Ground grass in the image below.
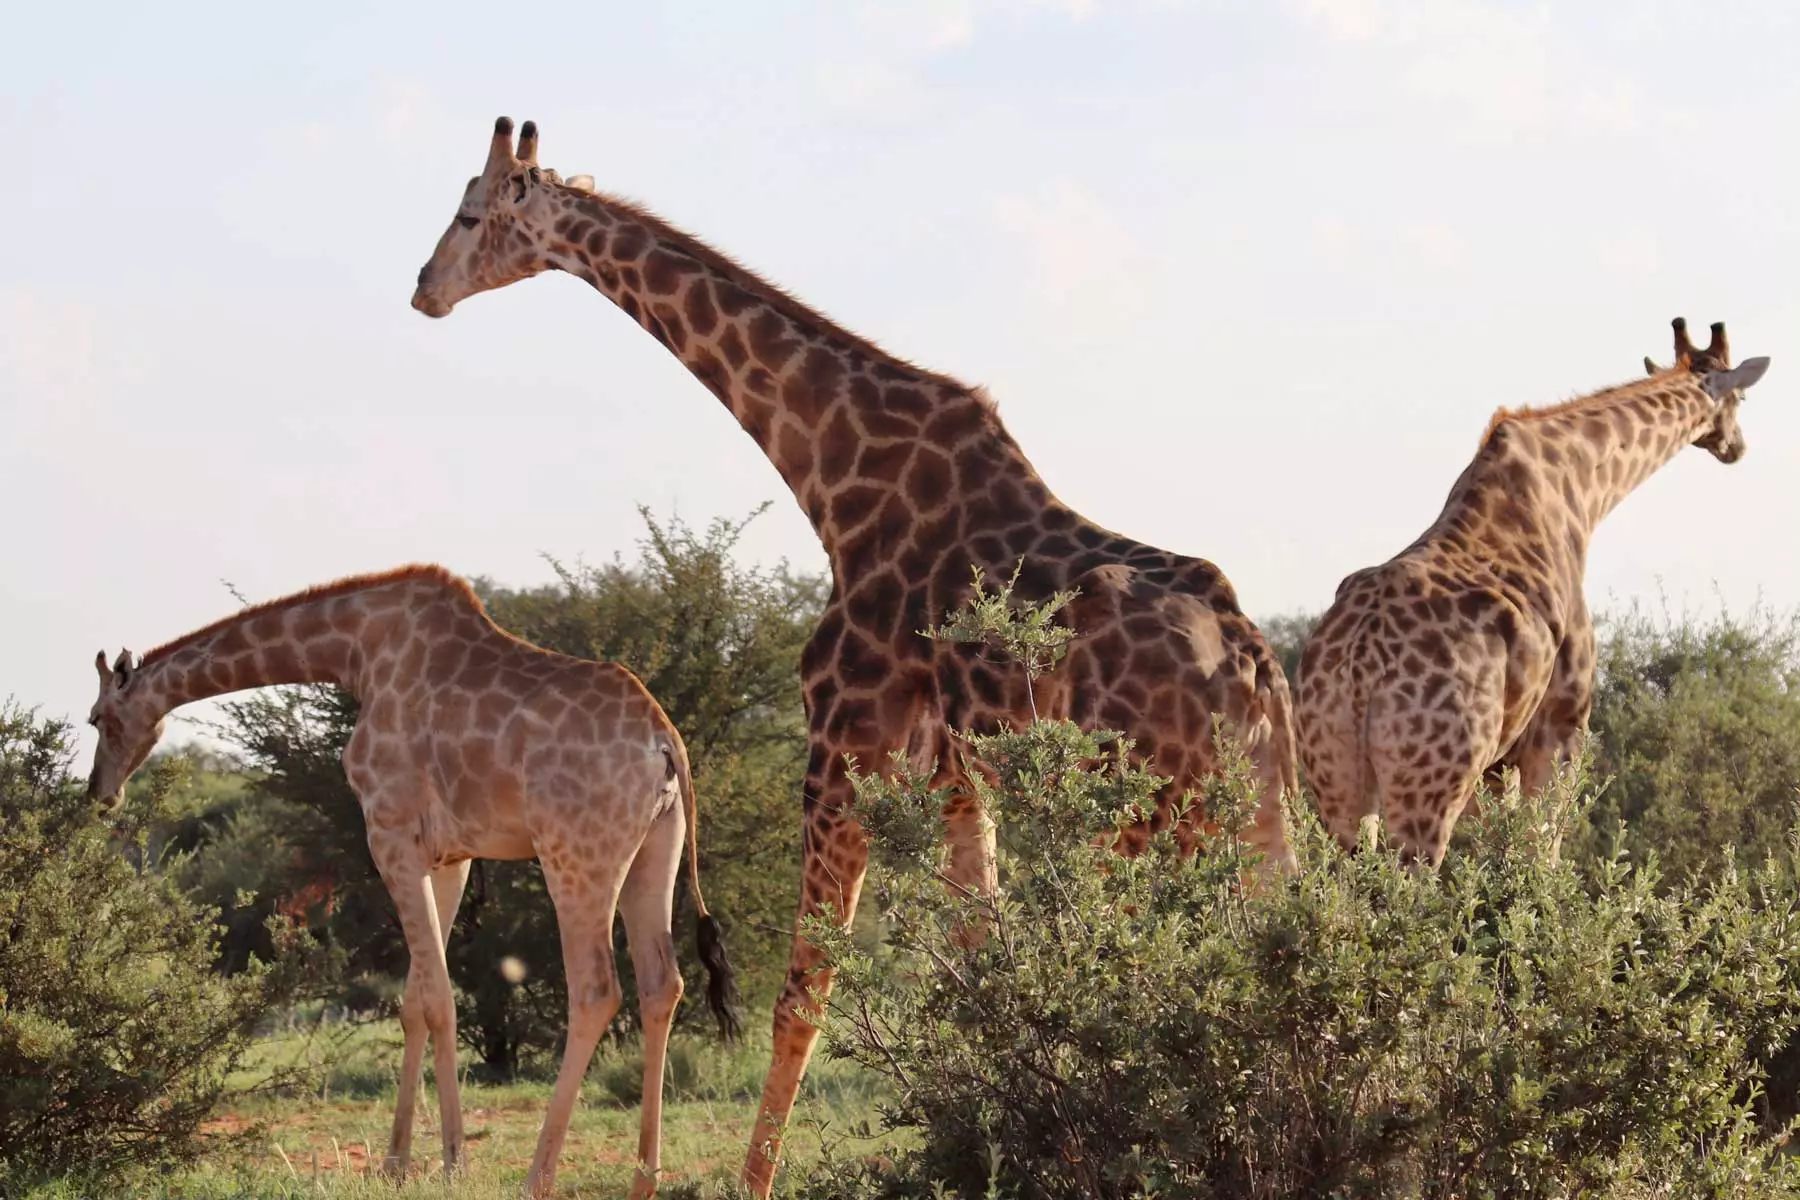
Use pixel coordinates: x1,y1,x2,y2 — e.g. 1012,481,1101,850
16,1016,897,1200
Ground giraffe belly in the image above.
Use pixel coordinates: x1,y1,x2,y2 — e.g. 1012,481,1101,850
424,789,537,863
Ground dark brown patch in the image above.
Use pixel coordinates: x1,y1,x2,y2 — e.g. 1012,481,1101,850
819,407,857,486
847,571,907,644
690,348,732,401
651,304,688,353
686,282,721,337
988,477,1033,525
718,322,748,368
611,223,649,261
738,396,776,443
886,386,932,419
856,440,913,483
861,407,920,439
776,423,814,480
715,280,758,317
643,249,699,295
924,400,986,444
828,485,883,533
906,449,951,510
749,310,802,373
744,366,776,397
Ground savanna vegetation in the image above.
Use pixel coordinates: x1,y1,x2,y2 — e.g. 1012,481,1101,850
6,506,1800,1197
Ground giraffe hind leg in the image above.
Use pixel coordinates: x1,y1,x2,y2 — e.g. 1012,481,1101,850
617,801,689,1200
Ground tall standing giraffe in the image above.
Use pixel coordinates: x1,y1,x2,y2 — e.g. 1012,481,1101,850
1296,319,1771,866
82,565,739,1199
410,116,1300,1194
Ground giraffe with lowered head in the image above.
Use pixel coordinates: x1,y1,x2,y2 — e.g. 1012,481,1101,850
83,565,738,1199
1296,319,1771,866
410,116,1301,1195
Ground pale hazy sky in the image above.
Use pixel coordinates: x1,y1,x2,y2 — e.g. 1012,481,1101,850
3,0,1797,759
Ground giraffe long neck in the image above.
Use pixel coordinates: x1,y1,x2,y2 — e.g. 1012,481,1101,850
1522,374,1719,529
133,582,425,716
536,188,1058,564
1448,374,1721,592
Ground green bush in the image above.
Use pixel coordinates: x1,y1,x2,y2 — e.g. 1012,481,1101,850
1575,603,1800,885
0,703,308,1186
795,581,1800,1200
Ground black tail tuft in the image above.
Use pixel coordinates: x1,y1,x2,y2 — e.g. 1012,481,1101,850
696,913,742,1041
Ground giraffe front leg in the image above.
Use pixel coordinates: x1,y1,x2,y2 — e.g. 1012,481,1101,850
941,786,998,948
742,767,870,1199
368,836,464,1181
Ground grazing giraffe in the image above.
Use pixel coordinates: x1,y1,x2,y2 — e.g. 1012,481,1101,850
1296,319,1771,865
82,565,738,1200
410,116,1300,1195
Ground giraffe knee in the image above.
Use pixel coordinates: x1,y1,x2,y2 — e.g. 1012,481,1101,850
401,978,455,1038
636,940,684,1022
568,971,623,1042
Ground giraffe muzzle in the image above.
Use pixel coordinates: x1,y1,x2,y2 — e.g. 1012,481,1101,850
410,286,453,319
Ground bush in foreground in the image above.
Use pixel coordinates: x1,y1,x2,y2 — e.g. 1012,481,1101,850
796,575,1800,1200
0,703,309,1186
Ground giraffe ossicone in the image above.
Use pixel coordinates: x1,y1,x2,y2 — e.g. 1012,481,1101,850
1297,317,1772,866
412,114,1304,1197
84,564,738,1200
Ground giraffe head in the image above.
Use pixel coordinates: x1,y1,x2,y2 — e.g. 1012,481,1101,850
410,116,595,318
84,649,166,806
1643,318,1772,465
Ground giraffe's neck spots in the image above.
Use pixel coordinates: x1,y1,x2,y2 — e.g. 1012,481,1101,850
1493,378,1715,530
136,576,476,713
534,189,1059,561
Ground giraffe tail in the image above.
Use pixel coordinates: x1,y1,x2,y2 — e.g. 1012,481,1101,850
664,736,743,1040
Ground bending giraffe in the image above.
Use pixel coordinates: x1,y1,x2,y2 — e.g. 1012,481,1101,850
409,116,1300,1195
1296,319,1771,866
82,565,738,1200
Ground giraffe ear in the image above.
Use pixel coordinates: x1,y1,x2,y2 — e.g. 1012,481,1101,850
1703,356,1771,399
1643,356,1661,376
565,174,595,193
111,648,136,686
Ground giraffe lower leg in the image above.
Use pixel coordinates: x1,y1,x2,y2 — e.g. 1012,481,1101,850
1244,734,1299,876
383,972,429,1177
429,861,471,1173
618,807,687,1200
742,814,868,1199
375,863,460,1179
942,792,997,947
523,884,624,1200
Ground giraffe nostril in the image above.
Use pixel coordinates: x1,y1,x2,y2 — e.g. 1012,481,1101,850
416,265,430,287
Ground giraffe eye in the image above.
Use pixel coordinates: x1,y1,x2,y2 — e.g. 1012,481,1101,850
458,215,479,230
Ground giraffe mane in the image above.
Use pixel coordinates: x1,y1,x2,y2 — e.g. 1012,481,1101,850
564,184,998,413
1478,366,1693,450
138,564,484,666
